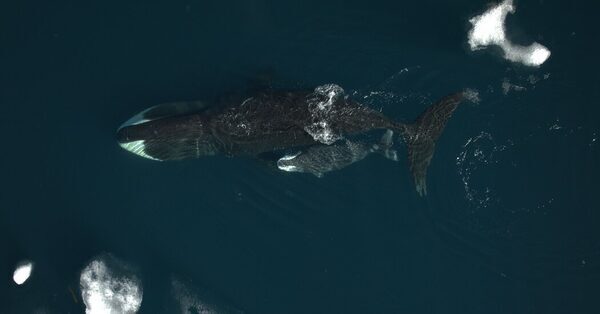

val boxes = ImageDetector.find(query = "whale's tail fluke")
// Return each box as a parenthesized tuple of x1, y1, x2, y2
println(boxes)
(401, 92, 465, 196)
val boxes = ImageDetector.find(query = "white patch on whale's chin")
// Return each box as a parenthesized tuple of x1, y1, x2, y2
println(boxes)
(278, 164, 300, 172)
(119, 140, 162, 161)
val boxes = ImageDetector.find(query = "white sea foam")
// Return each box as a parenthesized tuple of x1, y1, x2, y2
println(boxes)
(463, 88, 481, 104)
(468, 0, 551, 67)
(501, 78, 526, 94)
(171, 278, 243, 314)
(13, 260, 34, 285)
(304, 121, 343, 145)
(80, 254, 143, 314)
(456, 132, 508, 208)
(304, 84, 345, 145)
(172, 279, 217, 314)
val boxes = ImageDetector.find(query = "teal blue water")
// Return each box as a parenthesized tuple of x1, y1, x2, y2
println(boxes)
(1, 1, 599, 313)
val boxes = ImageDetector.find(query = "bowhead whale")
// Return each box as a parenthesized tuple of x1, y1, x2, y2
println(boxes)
(116, 84, 464, 195)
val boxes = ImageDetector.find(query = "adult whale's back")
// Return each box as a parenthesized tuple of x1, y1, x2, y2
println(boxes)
(116, 85, 464, 195)
(117, 86, 403, 157)
(209, 89, 406, 155)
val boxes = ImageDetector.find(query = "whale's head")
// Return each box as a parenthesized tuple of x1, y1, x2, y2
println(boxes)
(117, 101, 218, 161)
(276, 152, 303, 173)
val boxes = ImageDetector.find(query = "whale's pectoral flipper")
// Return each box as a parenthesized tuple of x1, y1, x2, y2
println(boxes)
(403, 92, 464, 196)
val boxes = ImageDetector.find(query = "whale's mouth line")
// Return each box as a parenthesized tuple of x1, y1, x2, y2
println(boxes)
(279, 152, 301, 161)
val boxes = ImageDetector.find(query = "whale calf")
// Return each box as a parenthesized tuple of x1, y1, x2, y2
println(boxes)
(116, 84, 464, 195)
(277, 130, 398, 177)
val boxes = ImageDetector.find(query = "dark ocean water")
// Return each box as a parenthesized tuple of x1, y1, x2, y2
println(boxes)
(1, 1, 599, 313)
